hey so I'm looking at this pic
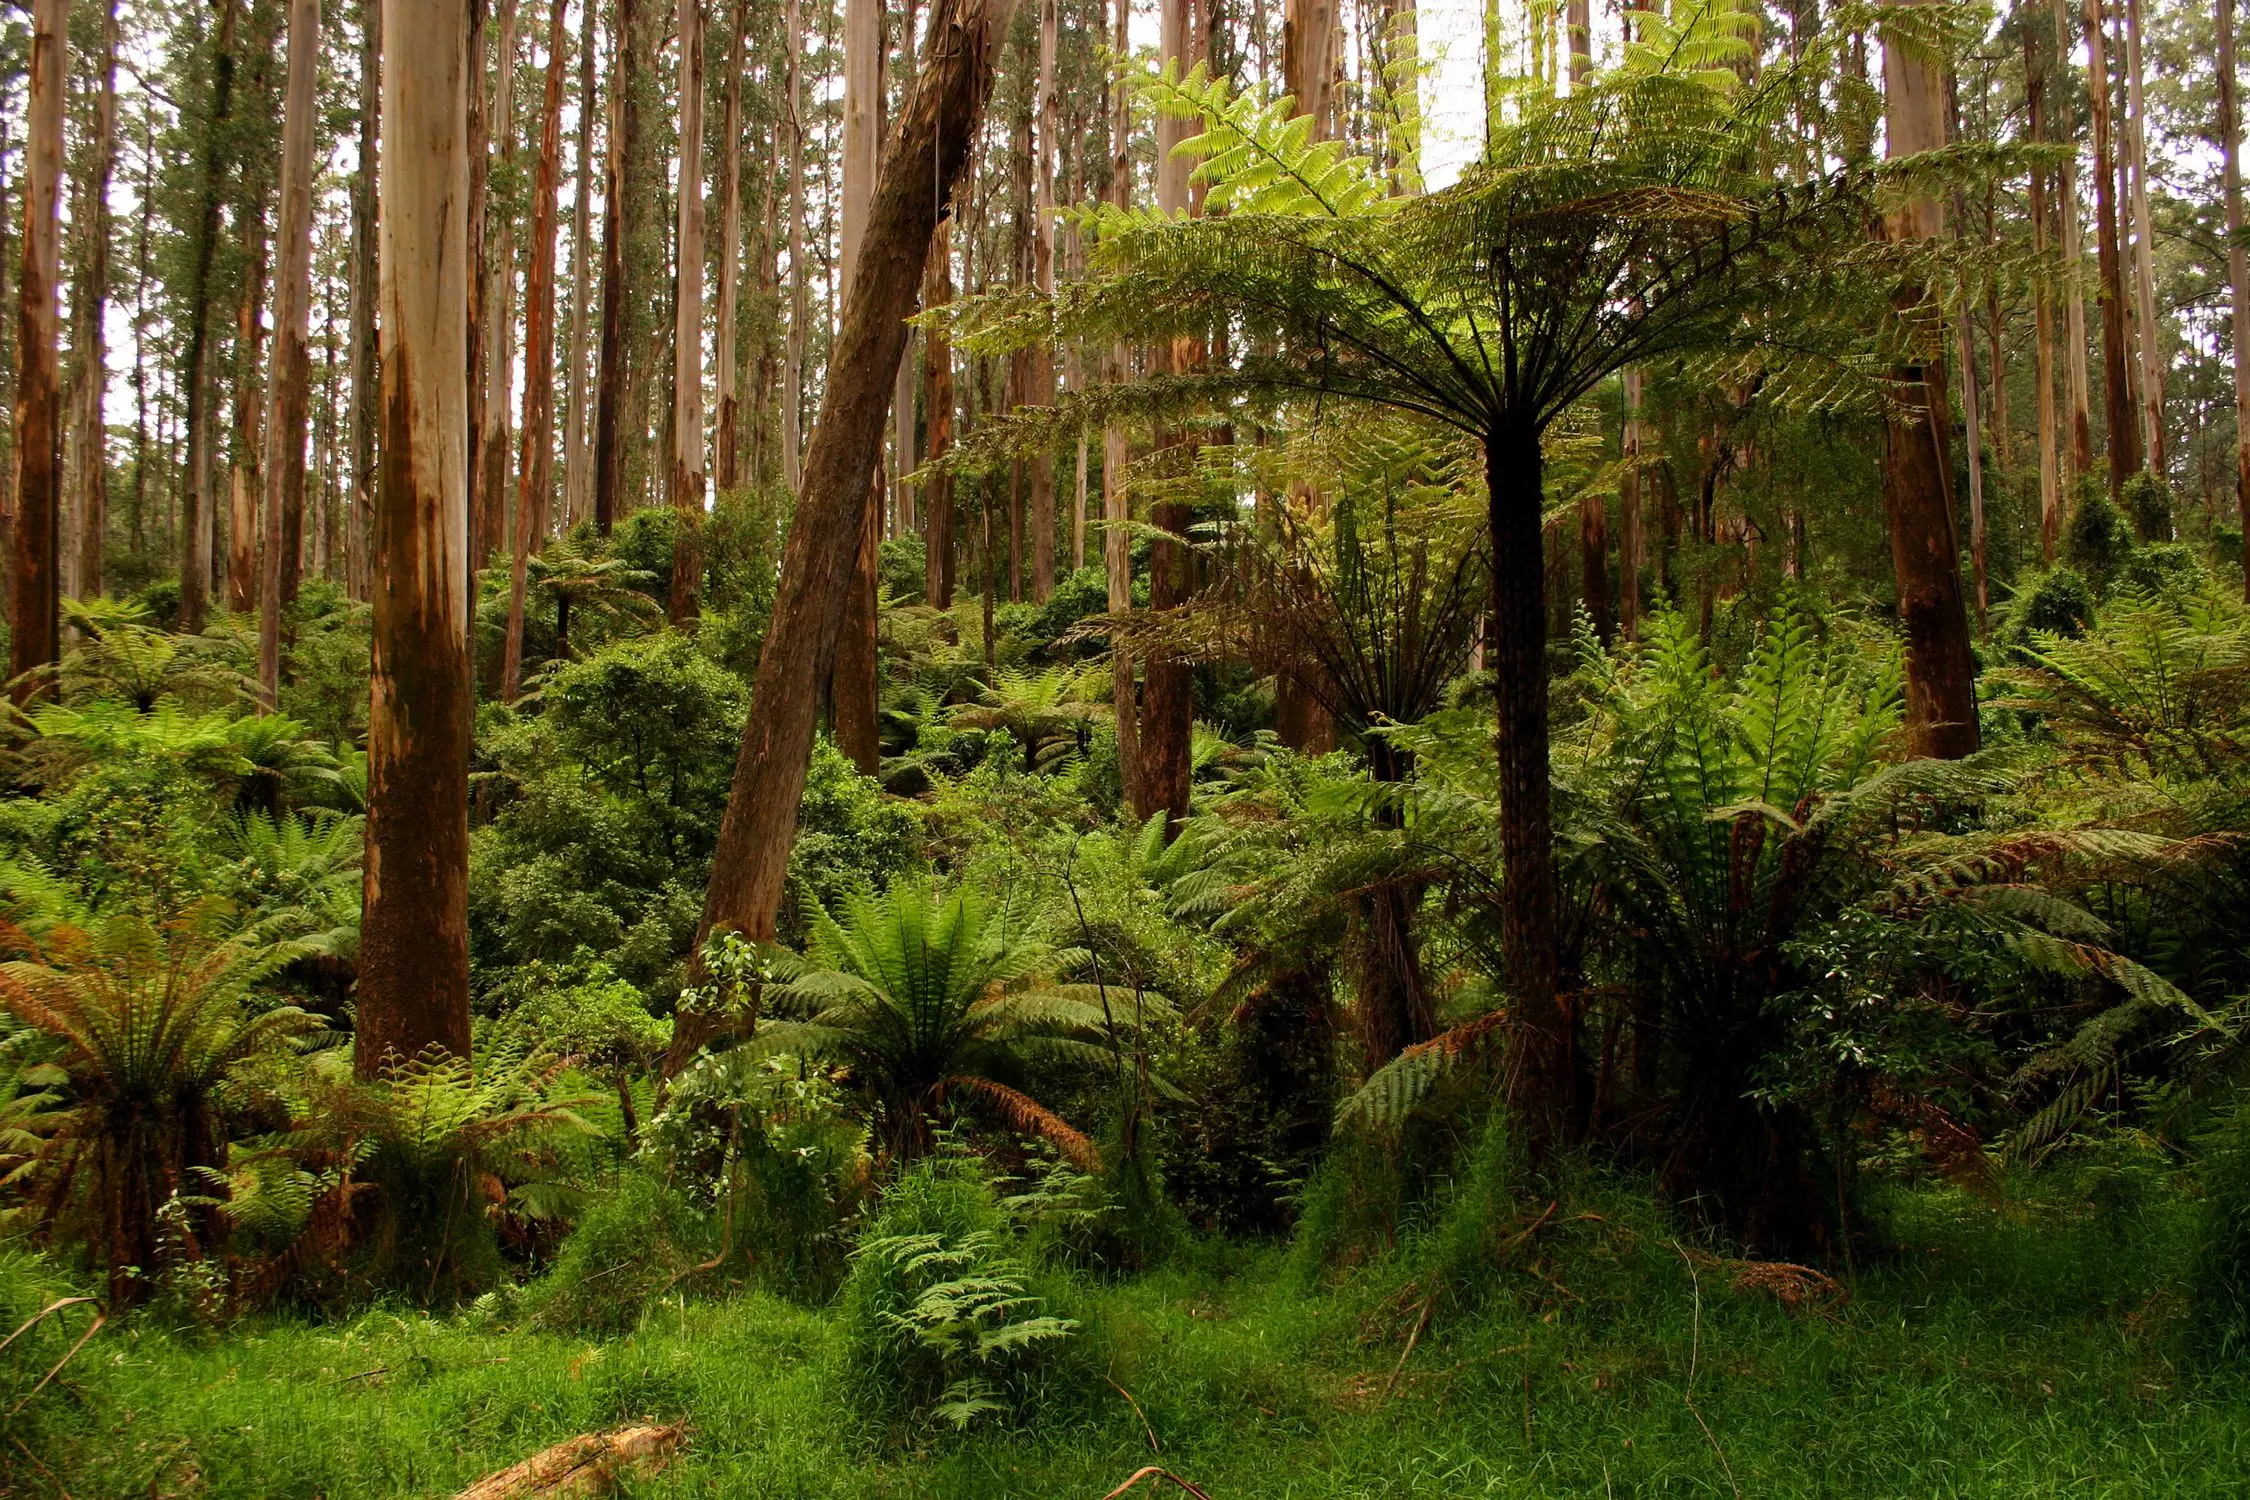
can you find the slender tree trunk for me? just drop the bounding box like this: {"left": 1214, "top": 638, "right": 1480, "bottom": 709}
{"left": 258, "top": 0, "right": 321, "bottom": 710}
{"left": 347, "top": 0, "right": 380, "bottom": 600}
{"left": 1620, "top": 366, "right": 1643, "bottom": 637}
{"left": 892, "top": 0, "right": 921, "bottom": 537}
{"left": 666, "top": 0, "right": 1021, "bottom": 1076}
{"left": 177, "top": 0, "right": 240, "bottom": 634}
{"left": 668, "top": 0, "right": 708, "bottom": 624}
{"left": 712, "top": 0, "right": 745, "bottom": 494}
{"left": 478, "top": 0, "right": 522, "bottom": 577}
{"left": 360, "top": 0, "right": 475, "bottom": 1076}
{"left": 922, "top": 221, "right": 955, "bottom": 605}
{"left": 2083, "top": 0, "right": 2140, "bottom": 493}
{"left": 228, "top": 200, "right": 271, "bottom": 616}
{"left": 2224, "top": 0, "right": 2250, "bottom": 595}
{"left": 1956, "top": 303, "right": 1987, "bottom": 634}
{"left": 2122, "top": 0, "right": 2164, "bottom": 478}
{"left": 1026, "top": 0, "right": 1059, "bottom": 602}
{"left": 65, "top": 0, "right": 117, "bottom": 604}
{"left": 1882, "top": 0, "right": 1979, "bottom": 758}
{"left": 1102, "top": 0, "right": 1140, "bottom": 797}
{"left": 830, "top": 0, "right": 885, "bottom": 773}
{"left": 9, "top": 0, "right": 63, "bottom": 702}
{"left": 2029, "top": 20, "right": 2061, "bottom": 560}
{"left": 503, "top": 0, "right": 568, "bottom": 700}
{"left": 561, "top": 0, "right": 596, "bottom": 527}
{"left": 782, "top": 0, "right": 806, "bottom": 495}
{"left": 593, "top": 0, "right": 636, "bottom": 533}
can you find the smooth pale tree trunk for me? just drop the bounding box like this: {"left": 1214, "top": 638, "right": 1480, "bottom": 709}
{"left": 668, "top": 0, "right": 708, "bottom": 624}
{"left": 1025, "top": 0, "right": 1058, "bottom": 602}
{"left": 1880, "top": 0, "right": 1979, "bottom": 759}
{"left": 1103, "top": 0, "right": 1139, "bottom": 797}
{"left": 593, "top": 0, "right": 637, "bottom": 533}
{"left": 561, "top": 0, "right": 596, "bottom": 527}
{"left": 503, "top": 0, "right": 568, "bottom": 700}
{"left": 2052, "top": 0, "right": 2094, "bottom": 482}
{"left": 829, "top": 0, "right": 884, "bottom": 774}
{"left": 2028, "top": 21, "right": 2061, "bottom": 561}
{"left": 228, "top": 206, "right": 270, "bottom": 616}
{"left": 665, "top": 0, "right": 1021, "bottom": 1077}
{"left": 782, "top": 0, "right": 806, "bottom": 495}
{"left": 347, "top": 0, "right": 379, "bottom": 599}
{"left": 258, "top": 0, "right": 321, "bottom": 711}
{"left": 361, "top": 0, "right": 474, "bottom": 1076}
{"left": 65, "top": 0, "right": 117, "bottom": 604}
{"left": 179, "top": 0, "right": 240, "bottom": 634}
{"left": 712, "top": 0, "right": 745, "bottom": 494}
{"left": 9, "top": 0, "right": 62, "bottom": 703}
{"left": 478, "top": 0, "right": 522, "bottom": 575}
{"left": 892, "top": 0, "right": 920, "bottom": 537}
{"left": 922, "top": 222, "right": 955, "bottom": 605}
{"left": 2223, "top": 0, "right": 2250, "bottom": 595}
{"left": 2122, "top": 0, "right": 2164, "bottom": 478}
{"left": 2083, "top": 0, "right": 2140, "bottom": 494}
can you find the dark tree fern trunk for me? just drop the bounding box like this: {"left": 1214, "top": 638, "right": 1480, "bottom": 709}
{"left": 1487, "top": 420, "right": 1572, "bottom": 1155}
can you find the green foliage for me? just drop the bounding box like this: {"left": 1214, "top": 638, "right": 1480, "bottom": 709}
{"left": 2067, "top": 482, "right": 2137, "bottom": 588}
{"left": 2007, "top": 567, "right": 2098, "bottom": 641}
{"left": 2123, "top": 469, "right": 2175, "bottom": 544}
{"left": 2119, "top": 542, "right": 2206, "bottom": 599}
{"left": 2193, "top": 1091, "right": 2250, "bottom": 1357}
{"left": 785, "top": 739, "right": 924, "bottom": 928}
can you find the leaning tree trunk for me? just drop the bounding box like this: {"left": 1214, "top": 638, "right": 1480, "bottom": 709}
{"left": 668, "top": 0, "right": 707, "bottom": 625}
{"left": 712, "top": 0, "right": 745, "bottom": 495}
{"left": 592, "top": 0, "right": 636, "bottom": 534}
{"left": 258, "top": 0, "right": 321, "bottom": 711}
{"left": 664, "top": 0, "right": 1022, "bottom": 1077}
{"left": 1881, "top": 0, "right": 1979, "bottom": 760}
{"left": 2083, "top": 0, "right": 2141, "bottom": 494}
{"left": 65, "top": 0, "right": 118, "bottom": 605}
{"left": 2223, "top": 0, "right": 2250, "bottom": 596}
{"left": 178, "top": 0, "right": 240, "bottom": 634}
{"left": 503, "top": 0, "right": 568, "bottom": 702}
{"left": 9, "top": 0, "right": 63, "bottom": 704}
{"left": 1488, "top": 417, "right": 1571, "bottom": 1153}
{"left": 360, "top": 0, "right": 475, "bottom": 1076}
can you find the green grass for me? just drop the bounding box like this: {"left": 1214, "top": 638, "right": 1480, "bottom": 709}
{"left": 7, "top": 1186, "right": 2247, "bottom": 1499}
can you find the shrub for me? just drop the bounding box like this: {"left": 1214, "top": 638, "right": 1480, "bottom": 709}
{"left": 2066, "top": 481, "right": 2135, "bottom": 588}
{"left": 2123, "top": 469, "right": 2174, "bottom": 543}
{"left": 839, "top": 1155, "right": 1079, "bottom": 1433}
{"left": 2119, "top": 542, "right": 2206, "bottom": 599}
{"left": 519, "top": 1169, "right": 713, "bottom": 1335}
{"left": 2193, "top": 1092, "right": 2250, "bottom": 1357}
{"left": 785, "top": 739, "right": 923, "bottom": 928}
{"left": 2010, "top": 567, "right": 2098, "bottom": 641}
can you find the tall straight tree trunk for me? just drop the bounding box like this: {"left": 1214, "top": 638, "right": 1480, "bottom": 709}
{"left": 561, "top": 0, "right": 596, "bottom": 527}
{"left": 178, "top": 0, "right": 239, "bottom": 634}
{"left": 479, "top": 0, "right": 522, "bottom": 572}
{"left": 258, "top": 0, "right": 321, "bottom": 711}
{"left": 668, "top": 0, "right": 707, "bottom": 624}
{"left": 1568, "top": 0, "right": 1606, "bottom": 636}
{"left": 593, "top": 0, "right": 637, "bottom": 533}
{"left": 503, "top": 0, "right": 568, "bottom": 700}
{"left": 2122, "top": 0, "right": 2164, "bottom": 478}
{"left": 227, "top": 203, "right": 270, "bottom": 616}
{"left": 347, "top": 0, "right": 380, "bottom": 600}
{"left": 1026, "top": 0, "right": 1058, "bottom": 602}
{"left": 2223, "top": 0, "right": 2250, "bottom": 595}
{"left": 9, "top": 0, "right": 63, "bottom": 703}
{"left": 922, "top": 221, "right": 955, "bottom": 605}
{"left": 830, "top": 0, "right": 884, "bottom": 774}
{"left": 1620, "top": 366, "right": 1643, "bottom": 636}
{"left": 2028, "top": 18, "right": 2061, "bottom": 560}
{"left": 712, "top": 0, "right": 745, "bottom": 494}
{"left": 361, "top": 0, "right": 474, "bottom": 1076}
{"left": 892, "top": 0, "right": 921, "bottom": 537}
{"left": 1881, "top": 0, "right": 1979, "bottom": 758}
{"left": 781, "top": 0, "right": 806, "bottom": 495}
{"left": 1136, "top": 0, "right": 1200, "bottom": 829}
{"left": 666, "top": 0, "right": 1021, "bottom": 1077}
{"left": 65, "top": 0, "right": 117, "bottom": 603}
{"left": 2083, "top": 0, "right": 2140, "bottom": 494}
{"left": 2053, "top": 0, "right": 2094, "bottom": 482}
{"left": 1103, "top": 0, "right": 1139, "bottom": 796}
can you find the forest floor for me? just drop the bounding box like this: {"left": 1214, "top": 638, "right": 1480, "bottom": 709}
{"left": 18, "top": 1182, "right": 2250, "bottom": 1499}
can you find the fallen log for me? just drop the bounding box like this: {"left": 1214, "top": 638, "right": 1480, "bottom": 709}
{"left": 453, "top": 1423, "right": 686, "bottom": 1500}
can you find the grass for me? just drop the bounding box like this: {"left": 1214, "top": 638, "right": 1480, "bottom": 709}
{"left": 6, "top": 1180, "right": 2248, "bottom": 1499}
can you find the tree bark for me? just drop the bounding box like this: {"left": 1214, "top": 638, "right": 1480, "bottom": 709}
{"left": 664, "top": 0, "right": 1021, "bottom": 1076}
{"left": 360, "top": 0, "right": 475, "bottom": 1076}
{"left": 64, "top": 0, "right": 117, "bottom": 604}
{"left": 1619, "top": 366, "right": 1643, "bottom": 637}
{"left": 2224, "top": 0, "right": 2250, "bottom": 595}
{"left": 347, "top": 0, "right": 381, "bottom": 600}
{"left": 178, "top": 0, "right": 240, "bottom": 635}
{"left": 561, "top": 0, "right": 596, "bottom": 528}
{"left": 478, "top": 0, "right": 523, "bottom": 578}
{"left": 892, "top": 0, "right": 921, "bottom": 537}
{"left": 668, "top": 0, "right": 708, "bottom": 625}
{"left": 258, "top": 0, "right": 322, "bottom": 711}
{"left": 1103, "top": 0, "right": 1139, "bottom": 798}
{"left": 712, "top": 0, "right": 745, "bottom": 494}
{"left": 593, "top": 0, "right": 636, "bottom": 534}
{"left": 1026, "top": 0, "right": 1059, "bottom": 603}
{"left": 781, "top": 0, "right": 806, "bottom": 495}
{"left": 2028, "top": 20, "right": 2061, "bottom": 561}
{"left": 2083, "top": 0, "right": 2140, "bottom": 494}
{"left": 503, "top": 0, "right": 569, "bottom": 701}
{"left": 9, "top": 0, "right": 63, "bottom": 703}
{"left": 922, "top": 221, "right": 955, "bottom": 606}
{"left": 1882, "top": 0, "right": 1979, "bottom": 759}
{"left": 2121, "top": 0, "right": 2164, "bottom": 478}
{"left": 2050, "top": 0, "right": 2095, "bottom": 483}
{"left": 830, "top": 0, "right": 885, "bottom": 773}
{"left": 228, "top": 202, "right": 271, "bottom": 617}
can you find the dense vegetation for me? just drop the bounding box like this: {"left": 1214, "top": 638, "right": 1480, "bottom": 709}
{"left": 3, "top": 0, "right": 2250, "bottom": 1493}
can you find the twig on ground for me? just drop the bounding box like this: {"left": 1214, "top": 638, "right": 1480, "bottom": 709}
{"left": 1672, "top": 1240, "right": 1741, "bottom": 1500}
{"left": 11, "top": 1434, "right": 74, "bottom": 1499}
{"left": 1380, "top": 1286, "right": 1438, "bottom": 1400}
{"left": 1098, "top": 1466, "right": 1214, "bottom": 1500}
{"left": 6, "top": 1310, "right": 105, "bottom": 1419}
{"left": 1104, "top": 1368, "right": 1161, "bottom": 1453}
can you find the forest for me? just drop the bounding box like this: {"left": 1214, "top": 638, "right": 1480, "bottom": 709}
{"left": 4, "top": 0, "right": 2250, "bottom": 1490}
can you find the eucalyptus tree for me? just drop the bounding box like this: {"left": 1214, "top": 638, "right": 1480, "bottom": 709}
{"left": 950, "top": 28, "right": 1917, "bottom": 1150}
{"left": 10, "top": 0, "right": 64, "bottom": 703}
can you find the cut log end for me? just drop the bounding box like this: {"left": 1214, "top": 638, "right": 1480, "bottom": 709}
{"left": 453, "top": 1423, "right": 687, "bottom": 1500}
